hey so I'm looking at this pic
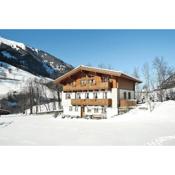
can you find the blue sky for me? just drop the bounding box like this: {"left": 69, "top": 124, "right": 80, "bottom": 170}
{"left": 0, "top": 30, "right": 175, "bottom": 74}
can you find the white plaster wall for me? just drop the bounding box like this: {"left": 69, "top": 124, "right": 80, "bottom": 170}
{"left": 107, "top": 91, "right": 112, "bottom": 99}
{"left": 62, "top": 90, "right": 114, "bottom": 117}
{"left": 84, "top": 106, "right": 118, "bottom": 118}
{"left": 112, "top": 88, "right": 118, "bottom": 108}
{"left": 84, "top": 106, "right": 104, "bottom": 116}
{"left": 63, "top": 106, "right": 81, "bottom": 116}
{"left": 74, "top": 91, "right": 112, "bottom": 99}
{"left": 62, "top": 92, "right": 72, "bottom": 107}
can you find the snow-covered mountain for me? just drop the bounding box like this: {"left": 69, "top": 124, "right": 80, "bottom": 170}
{"left": 0, "top": 61, "right": 59, "bottom": 113}
{"left": 0, "top": 61, "right": 55, "bottom": 97}
{"left": 0, "top": 36, "right": 73, "bottom": 79}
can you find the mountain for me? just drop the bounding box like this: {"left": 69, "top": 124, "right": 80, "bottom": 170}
{"left": 0, "top": 61, "right": 52, "bottom": 97}
{"left": 0, "top": 36, "right": 73, "bottom": 79}
{"left": 0, "top": 60, "right": 59, "bottom": 113}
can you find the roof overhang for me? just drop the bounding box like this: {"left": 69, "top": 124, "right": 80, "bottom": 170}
{"left": 54, "top": 65, "right": 142, "bottom": 85}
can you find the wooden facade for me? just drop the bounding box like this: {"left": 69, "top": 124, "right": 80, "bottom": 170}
{"left": 118, "top": 78, "right": 135, "bottom": 91}
{"left": 119, "top": 99, "right": 137, "bottom": 107}
{"left": 71, "top": 99, "right": 112, "bottom": 106}
{"left": 63, "top": 81, "right": 112, "bottom": 91}
{"left": 59, "top": 71, "right": 136, "bottom": 93}
{"left": 54, "top": 65, "right": 141, "bottom": 86}
{"left": 54, "top": 65, "right": 141, "bottom": 117}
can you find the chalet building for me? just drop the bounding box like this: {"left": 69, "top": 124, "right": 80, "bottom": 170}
{"left": 54, "top": 65, "right": 141, "bottom": 118}
{"left": 153, "top": 74, "right": 175, "bottom": 101}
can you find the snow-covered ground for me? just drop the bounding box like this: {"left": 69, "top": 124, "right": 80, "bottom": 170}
{"left": 0, "top": 61, "right": 55, "bottom": 98}
{"left": 0, "top": 61, "right": 37, "bottom": 97}
{"left": 0, "top": 100, "right": 175, "bottom": 145}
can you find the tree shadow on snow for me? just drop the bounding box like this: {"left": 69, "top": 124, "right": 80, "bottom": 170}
{"left": 0, "top": 121, "right": 13, "bottom": 128}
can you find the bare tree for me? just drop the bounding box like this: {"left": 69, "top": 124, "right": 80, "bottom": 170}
{"left": 98, "top": 64, "right": 106, "bottom": 69}
{"left": 47, "top": 81, "right": 62, "bottom": 110}
{"left": 26, "top": 79, "right": 35, "bottom": 114}
{"left": 142, "top": 63, "right": 151, "bottom": 92}
{"left": 33, "top": 78, "right": 41, "bottom": 114}
{"left": 153, "top": 57, "right": 174, "bottom": 101}
{"left": 98, "top": 63, "right": 113, "bottom": 70}
{"left": 56, "top": 85, "right": 62, "bottom": 109}
{"left": 142, "top": 63, "right": 153, "bottom": 111}
{"left": 132, "top": 67, "right": 141, "bottom": 102}
{"left": 18, "top": 91, "right": 28, "bottom": 114}
{"left": 86, "top": 63, "right": 92, "bottom": 67}
{"left": 25, "top": 78, "right": 41, "bottom": 114}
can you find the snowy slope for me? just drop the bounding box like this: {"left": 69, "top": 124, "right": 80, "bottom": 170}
{"left": 0, "top": 100, "right": 175, "bottom": 145}
{"left": 0, "top": 61, "right": 55, "bottom": 98}
{"left": 0, "top": 61, "right": 37, "bottom": 97}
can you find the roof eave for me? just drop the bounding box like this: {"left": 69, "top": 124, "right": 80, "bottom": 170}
{"left": 54, "top": 65, "right": 142, "bottom": 84}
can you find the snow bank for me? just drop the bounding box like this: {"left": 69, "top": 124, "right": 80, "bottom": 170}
{"left": 151, "top": 100, "right": 175, "bottom": 121}
{"left": 114, "top": 100, "right": 175, "bottom": 122}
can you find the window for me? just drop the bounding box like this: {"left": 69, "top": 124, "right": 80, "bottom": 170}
{"left": 103, "top": 91, "right": 108, "bottom": 99}
{"left": 88, "top": 79, "right": 93, "bottom": 85}
{"left": 124, "top": 92, "right": 127, "bottom": 99}
{"left": 87, "top": 107, "right": 91, "bottom": 113}
{"left": 75, "top": 106, "right": 78, "bottom": 111}
{"left": 69, "top": 106, "right": 72, "bottom": 111}
{"left": 93, "top": 92, "right": 98, "bottom": 99}
{"left": 72, "top": 81, "right": 76, "bottom": 86}
{"left": 128, "top": 92, "right": 131, "bottom": 99}
{"left": 80, "top": 80, "right": 86, "bottom": 86}
{"left": 80, "top": 80, "right": 83, "bottom": 85}
{"left": 85, "top": 92, "right": 89, "bottom": 99}
{"left": 66, "top": 93, "right": 71, "bottom": 99}
{"left": 102, "top": 107, "right": 107, "bottom": 114}
{"left": 75, "top": 92, "right": 81, "bottom": 99}
{"left": 102, "top": 76, "right": 109, "bottom": 82}
{"left": 94, "top": 108, "right": 99, "bottom": 113}
{"left": 92, "top": 79, "right": 96, "bottom": 85}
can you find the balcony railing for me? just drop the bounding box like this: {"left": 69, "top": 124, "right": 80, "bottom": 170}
{"left": 119, "top": 99, "right": 137, "bottom": 107}
{"left": 71, "top": 99, "right": 112, "bottom": 106}
{"left": 63, "top": 82, "right": 111, "bottom": 92}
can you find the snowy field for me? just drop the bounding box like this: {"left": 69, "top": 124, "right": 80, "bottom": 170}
{"left": 0, "top": 100, "right": 175, "bottom": 146}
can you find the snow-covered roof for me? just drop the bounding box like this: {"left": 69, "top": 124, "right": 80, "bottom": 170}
{"left": 0, "top": 36, "right": 26, "bottom": 50}
{"left": 54, "top": 65, "right": 142, "bottom": 84}
{"left": 159, "top": 73, "right": 175, "bottom": 89}
{"left": 81, "top": 65, "right": 141, "bottom": 81}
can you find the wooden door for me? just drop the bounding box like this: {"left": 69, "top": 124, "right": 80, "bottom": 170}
{"left": 81, "top": 106, "right": 85, "bottom": 117}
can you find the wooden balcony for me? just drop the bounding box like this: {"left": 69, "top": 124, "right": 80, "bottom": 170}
{"left": 119, "top": 99, "right": 137, "bottom": 107}
{"left": 71, "top": 99, "right": 112, "bottom": 106}
{"left": 63, "top": 82, "right": 111, "bottom": 92}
